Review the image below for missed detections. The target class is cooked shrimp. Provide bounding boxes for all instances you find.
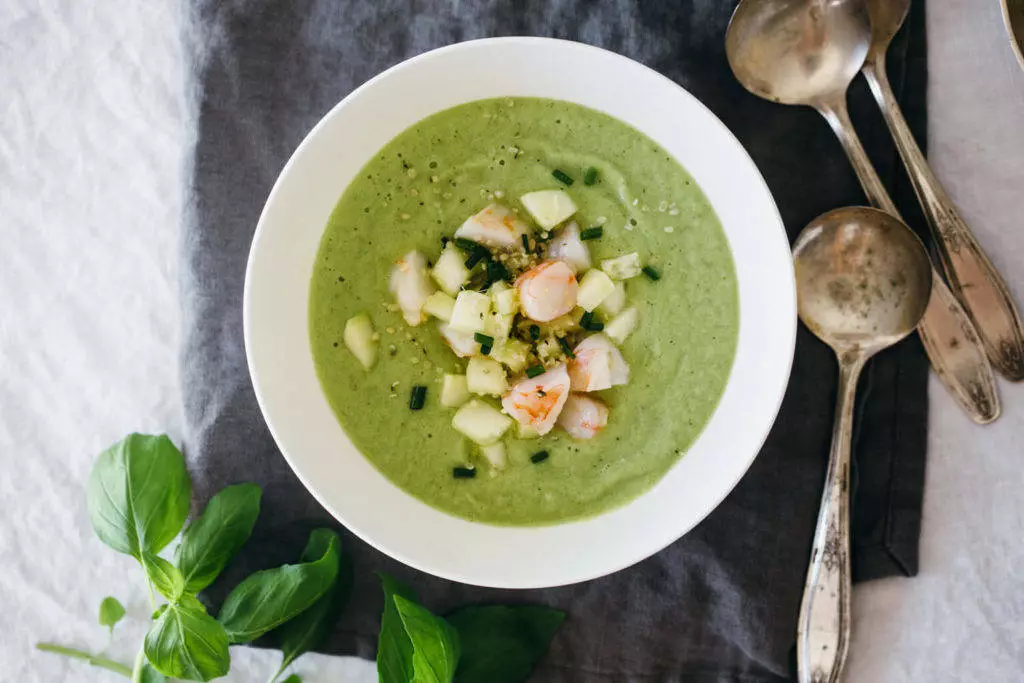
[438,322,479,357]
[501,364,571,436]
[390,251,435,326]
[516,260,579,322]
[454,204,529,249]
[567,333,629,391]
[546,222,591,272]
[556,394,609,439]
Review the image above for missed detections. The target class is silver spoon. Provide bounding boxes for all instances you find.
[863,0,1024,381]
[793,206,932,683]
[726,0,1000,424]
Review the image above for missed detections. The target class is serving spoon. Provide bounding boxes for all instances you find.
[726,0,1000,423]
[792,206,932,683]
[862,0,1024,381]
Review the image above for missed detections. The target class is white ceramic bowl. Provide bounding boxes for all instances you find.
[244,37,795,589]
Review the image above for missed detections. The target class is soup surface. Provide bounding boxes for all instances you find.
[309,97,738,525]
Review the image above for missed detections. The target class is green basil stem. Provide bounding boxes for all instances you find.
[36,643,133,678]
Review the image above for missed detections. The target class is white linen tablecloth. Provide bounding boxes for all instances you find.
[1,1,1020,680]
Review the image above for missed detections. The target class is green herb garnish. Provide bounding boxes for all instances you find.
[464,246,489,269]
[642,265,661,281]
[579,226,603,240]
[525,364,545,378]
[521,233,530,251]
[530,451,550,464]
[409,385,427,410]
[474,332,495,346]
[551,169,574,186]
[486,259,509,283]
[453,467,476,479]
[580,311,604,332]
[529,324,541,340]
[557,337,575,358]
[583,167,599,185]
[480,344,493,356]
[453,237,479,251]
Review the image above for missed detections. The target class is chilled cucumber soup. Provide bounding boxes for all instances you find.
[309,97,738,525]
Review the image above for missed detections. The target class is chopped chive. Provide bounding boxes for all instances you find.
[551,169,574,186]
[642,265,662,281]
[474,332,494,345]
[465,270,490,291]
[521,233,530,251]
[529,324,541,340]
[530,451,550,464]
[579,226,603,240]
[558,336,575,358]
[409,385,427,410]
[486,259,509,283]
[580,311,605,332]
[441,236,450,247]
[525,364,545,378]
[454,237,479,251]
[453,466,476,479]
[464,246,489,269]
[480,344,493,355]
[583,167,599,185]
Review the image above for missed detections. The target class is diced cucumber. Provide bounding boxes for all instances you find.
[516,422,540,440]
[597,281,627,317]
[601,252,642,280]
[490,281,519,315]
[576,269,616,311]
[490,338,531,373]
[479,441,507,469]
[432,244,471,295]
[520,190,577,230]
[423,291,456,322]
[343,314,377,370]
[440,374,471,408]
[605,307,639,344]
[485,311,515,340]
[466,357,508,396]
[449,290,491,333]
[452,400,513,445]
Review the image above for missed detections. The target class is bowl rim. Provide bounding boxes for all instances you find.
[243,36,797,588]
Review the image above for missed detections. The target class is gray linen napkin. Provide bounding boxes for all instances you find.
[182,1,930,680]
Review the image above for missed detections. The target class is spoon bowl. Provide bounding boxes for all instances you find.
[794,206,931,353]
[789,206,930,683]
[726,0,871,107]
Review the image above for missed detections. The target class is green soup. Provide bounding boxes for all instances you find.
[309,97,738,525]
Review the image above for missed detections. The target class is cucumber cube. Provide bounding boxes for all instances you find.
[449,290,491,333]
[452,400,513,445]
[466,357,508,396]
[432,244,471,295]
[423,291,456,322]
[343,314,377,370]
[440,374,471,408]
[576,269,616,311]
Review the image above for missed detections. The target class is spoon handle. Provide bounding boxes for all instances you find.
[797,355,862,683]
[817,101,1000,423]
[862,62,1024,381]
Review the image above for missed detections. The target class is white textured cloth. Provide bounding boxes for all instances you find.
[0,1,1019,681]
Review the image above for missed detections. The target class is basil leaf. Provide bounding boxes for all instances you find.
[136,663,167,683]
[282,676,302,683]
[446,605,565,683]
[144,594,230,682]
[377,573,418,683]
[132,649,168,683]
[87,434,190,557]
[393,596,460,683]
[140,553,185,602]
[272,529,352,678]
[175,483,261,592]
[217,535,340,643]
[98,596,125,632]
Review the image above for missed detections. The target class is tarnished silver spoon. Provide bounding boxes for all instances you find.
[726,0,1000,423]
[793,206,932,683]
[863,0,1024,381]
